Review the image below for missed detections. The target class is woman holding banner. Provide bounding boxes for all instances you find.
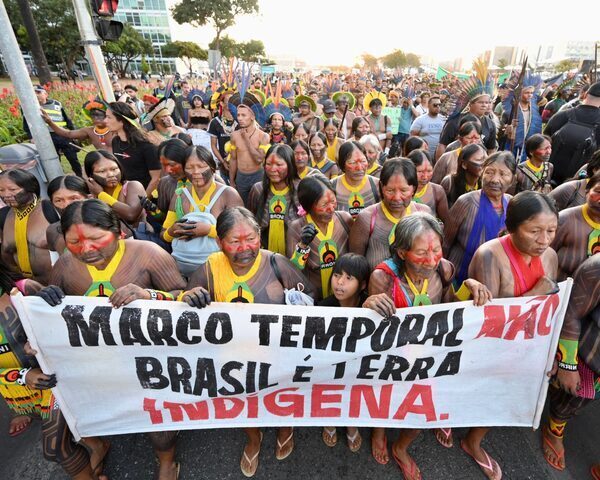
[181,206,315,477]
[36,199,186,480]
[0,260,110,480]
[362,212,490,477]
[462,191,559,480]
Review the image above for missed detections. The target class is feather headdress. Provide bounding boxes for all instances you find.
[264,80,292,122]
[447,57,495,119]
[502,72,542,117]
[322,74,341,96]
[228,62,266,126]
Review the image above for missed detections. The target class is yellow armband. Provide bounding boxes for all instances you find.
[208,225,217,238]
[98,191,118,207]
[259,144,270,154]
[453,282,472,301]
[176,291,186,302]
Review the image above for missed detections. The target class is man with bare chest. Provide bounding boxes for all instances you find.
[229,104,270,205]
[0,171,53,285]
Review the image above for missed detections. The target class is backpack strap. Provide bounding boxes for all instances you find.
[269,252,285,288]
[335,211,350,235]
[206,185,227,210]
[368,176,380,202]
[369,205,378,237]
[181,187,201,212]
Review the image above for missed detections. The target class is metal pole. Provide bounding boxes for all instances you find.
[0,0,63,180]
[594,42,598,84]
[71,0,115,103]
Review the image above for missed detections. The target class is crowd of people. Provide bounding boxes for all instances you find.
[1,65,600,480]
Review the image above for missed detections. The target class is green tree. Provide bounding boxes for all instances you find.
[555,58,578,73]
[171,0,259,52]
[238,40,266,62]
[497,58,508,70]
[381,49,407,69]
[7,0,83,73]
[208,35,239,59]
[140,56,150,74]
[102,24,153,77]
[361,54,378,70]
[405,53,421,68]
[163,41,207,75]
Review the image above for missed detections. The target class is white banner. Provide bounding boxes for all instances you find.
[12,281,572,439]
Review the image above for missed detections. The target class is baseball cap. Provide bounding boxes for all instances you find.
[322,99,336,113]
[587,81,600,98]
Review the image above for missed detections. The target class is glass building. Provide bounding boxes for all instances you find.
[113,0,176,73]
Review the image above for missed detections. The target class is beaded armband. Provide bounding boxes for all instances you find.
[557,338,579,371]
[145,289,175,301]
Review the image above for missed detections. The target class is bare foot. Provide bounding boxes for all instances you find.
[156,461,179,480]
[8,415,31,436]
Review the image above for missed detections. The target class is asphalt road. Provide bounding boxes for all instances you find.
[1,398,598,480]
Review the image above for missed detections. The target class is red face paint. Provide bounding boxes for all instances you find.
[313,190,337,216]
[221,223,261,265]
[404,235,443,267]
[161,158,183,177]
[65,224,116,257]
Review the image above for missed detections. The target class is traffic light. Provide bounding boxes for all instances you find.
[91,0,118,16]
[90,0,123,41]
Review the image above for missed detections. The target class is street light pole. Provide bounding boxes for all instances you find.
[0,0,63,180]
[71,0,115,102]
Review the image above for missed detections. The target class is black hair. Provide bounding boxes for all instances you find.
[0,258,19,294]
[123,84,137,92]
[447,144,485,208]
[482,150,517,174]
[172,132,193,146]
[369,98,382,108]
[0,169,40,197]
[293,122,310,138]
[84,149,126,181]
[183,145,217,172]
[350,116,369,137]
[332,253,370,287]
[158,138,188,165]
[586,170,600,191]
[323,118,340,130]
[338,140,366,172]
[191,95,205,108]
[255,144,298,226]
[505,191,558,233]
[458,121,482,138]
[108,101,148,147]
[587,150,600,178]
[61,199,121,238]
[379,157,418,193]
[403,136,427,157]
[458,114,481,128]
[216,206,260,240]
[297,175,335,213]
[525,133,551,158]
[407,149,432,168]
[290,139,310,157]
[47,175,90,200]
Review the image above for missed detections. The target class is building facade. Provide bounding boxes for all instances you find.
[113,0,176,73]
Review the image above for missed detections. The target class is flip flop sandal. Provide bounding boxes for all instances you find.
[434,428,454,448]
[241,432,263,478]
[371,435,389,465]
[346,429,362,453]
[541,426,565,471]
[8,415,32,437]
[275,429,294,461]
[392,450,422,480]
[461,440,502,480]
[591,464,600,480]
[322,427,338,447]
